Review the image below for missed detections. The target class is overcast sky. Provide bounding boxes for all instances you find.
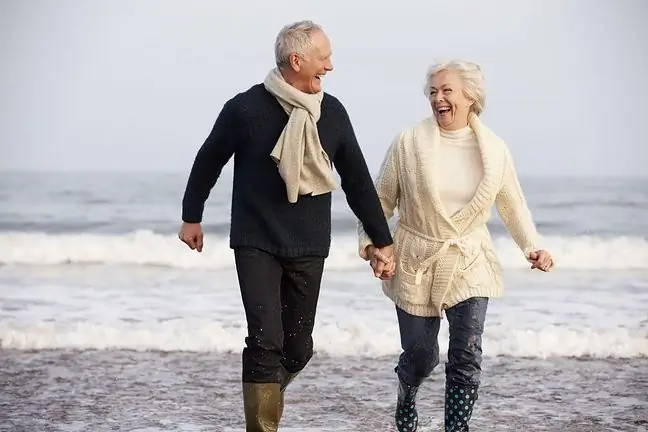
[1,0,647,177]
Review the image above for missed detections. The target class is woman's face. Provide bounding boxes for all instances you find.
[429,70,473,130]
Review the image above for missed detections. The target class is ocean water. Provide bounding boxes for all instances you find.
[0,171,647,432]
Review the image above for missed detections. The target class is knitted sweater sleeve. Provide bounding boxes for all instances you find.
[357,133,401,260]
[494,147,540,257]
[181,99,240,223]
[334,104,393,249]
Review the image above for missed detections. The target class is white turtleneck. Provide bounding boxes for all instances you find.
[436,126,484,217]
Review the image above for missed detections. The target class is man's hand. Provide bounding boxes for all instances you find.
[178,222,204,252]
[366,244,396,280]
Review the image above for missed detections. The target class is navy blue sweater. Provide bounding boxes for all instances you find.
[181,84,393,258]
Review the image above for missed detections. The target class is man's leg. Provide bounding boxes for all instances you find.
[444,297,489,432]
[393,306,442,432]
[234,247,284,432]
[275,255,325,420]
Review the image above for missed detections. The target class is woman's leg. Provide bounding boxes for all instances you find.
[444,297,489,432]
[394,306,442,431]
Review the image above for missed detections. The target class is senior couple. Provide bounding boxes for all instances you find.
[178,19,554,432]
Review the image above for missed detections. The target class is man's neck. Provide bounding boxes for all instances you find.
[278,67,309,93]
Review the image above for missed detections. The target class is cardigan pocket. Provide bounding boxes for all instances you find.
[395,265,433,304]
[393,228,436,305]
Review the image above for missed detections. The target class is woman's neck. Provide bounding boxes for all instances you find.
[439,125,475,145]
[439,118,469,131]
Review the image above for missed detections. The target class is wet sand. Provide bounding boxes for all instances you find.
[1,350,646,431]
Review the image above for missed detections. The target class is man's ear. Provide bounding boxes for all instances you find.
[288,53,302,72]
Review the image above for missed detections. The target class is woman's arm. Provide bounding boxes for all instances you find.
[494,147,540,258]
[357,133,402,260]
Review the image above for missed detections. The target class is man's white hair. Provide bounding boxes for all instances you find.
[423,59,486,116]
[274,20,323,68]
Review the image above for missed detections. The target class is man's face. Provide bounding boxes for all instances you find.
[289,30,333,94]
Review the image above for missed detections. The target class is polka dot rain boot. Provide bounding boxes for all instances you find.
[395,378,419,432]
[444,383,478,431]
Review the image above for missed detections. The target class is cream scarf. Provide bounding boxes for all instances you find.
[263,68,338,203]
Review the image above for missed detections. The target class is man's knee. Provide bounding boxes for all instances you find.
[242,335,283,383]
[282,337,314,373]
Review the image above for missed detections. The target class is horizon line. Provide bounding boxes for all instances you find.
[0,168,646,180]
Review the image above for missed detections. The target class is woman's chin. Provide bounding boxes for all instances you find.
[436,115,454,128]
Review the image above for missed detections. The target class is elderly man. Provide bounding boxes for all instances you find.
[178,20,395,431]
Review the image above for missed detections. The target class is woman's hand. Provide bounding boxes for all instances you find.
[365,245,397,280]
[528,250,554,272]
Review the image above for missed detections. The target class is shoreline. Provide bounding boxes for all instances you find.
[3,350,646,431]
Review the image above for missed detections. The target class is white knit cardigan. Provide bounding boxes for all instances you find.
[358,115,541,317]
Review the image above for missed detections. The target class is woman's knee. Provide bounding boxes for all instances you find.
[402,347,440,379]
[446,332,484,385]
[414,348,440,377]
[445,297,488,385]
[446,347,482,386]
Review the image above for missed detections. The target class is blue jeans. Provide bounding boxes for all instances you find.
[395,297,489,388]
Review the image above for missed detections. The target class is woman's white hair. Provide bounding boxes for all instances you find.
[423,59,486,116]
[274,20,323,68]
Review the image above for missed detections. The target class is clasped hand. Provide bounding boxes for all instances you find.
[366,245,396,280]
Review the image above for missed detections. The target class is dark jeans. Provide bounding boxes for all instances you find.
[395,297,489,388]
[234,247,325,383]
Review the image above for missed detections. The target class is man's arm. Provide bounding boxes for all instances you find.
[182,99,240,223]
[357,134,401,259]
[332,103,393,249]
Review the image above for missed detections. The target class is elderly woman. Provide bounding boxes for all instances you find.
[358,59,554,431]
